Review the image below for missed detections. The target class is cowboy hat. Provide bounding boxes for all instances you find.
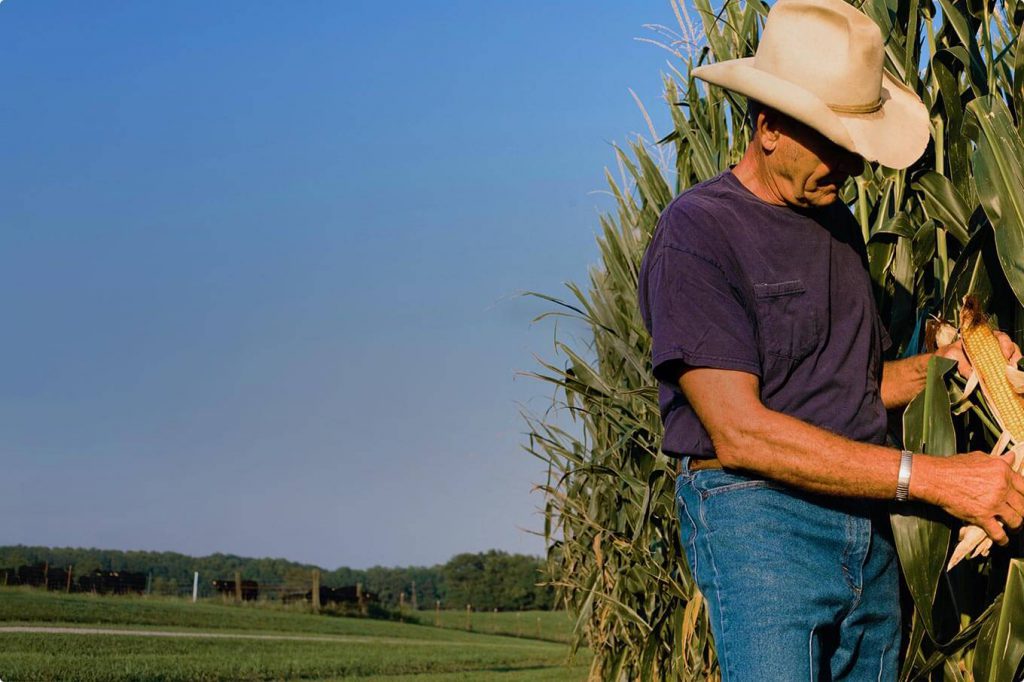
[691,0,929,170]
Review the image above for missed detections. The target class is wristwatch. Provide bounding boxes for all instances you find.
[895,450,913,502]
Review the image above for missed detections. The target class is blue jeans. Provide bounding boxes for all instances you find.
[676,461,900,681]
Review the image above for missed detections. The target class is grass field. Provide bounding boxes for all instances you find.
[0,589,587,681]
[424,609,574,643]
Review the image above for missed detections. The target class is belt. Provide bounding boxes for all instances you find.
[676,456,723,474]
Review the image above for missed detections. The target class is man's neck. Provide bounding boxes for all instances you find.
[731,148,788,207]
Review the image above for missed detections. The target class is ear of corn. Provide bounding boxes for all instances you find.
[959,298,1024,444]
[948,298,1024,570]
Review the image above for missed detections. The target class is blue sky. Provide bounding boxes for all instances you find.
[1,1,677,569]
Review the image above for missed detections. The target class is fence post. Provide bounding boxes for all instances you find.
[311,569,320,613]
[234,571,242,603]
[466,604,472,631]
[411,579,418,611]
[66,565,73,594]
[356,582,368,616]
[43,562,49,591]
[435,600,440,627]
[192,572,199,603]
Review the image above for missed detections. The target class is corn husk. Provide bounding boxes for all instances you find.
[948,298,1024,570]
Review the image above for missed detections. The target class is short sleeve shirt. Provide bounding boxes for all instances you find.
[637,170,891,458]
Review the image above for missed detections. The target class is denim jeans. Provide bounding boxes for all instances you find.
[675,461,900,681]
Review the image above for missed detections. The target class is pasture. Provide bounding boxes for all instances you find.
[426,608,574,643]
[0,588,587,681]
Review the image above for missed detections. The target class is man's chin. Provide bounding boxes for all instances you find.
[788,185,842,208]
[808,187,841,206]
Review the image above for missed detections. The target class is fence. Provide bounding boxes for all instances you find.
[0,563,375,613]
[1,563,146,595]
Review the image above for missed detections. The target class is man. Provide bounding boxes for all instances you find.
[636,0,1024,678]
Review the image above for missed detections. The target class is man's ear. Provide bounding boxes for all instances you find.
[757,109,782,152]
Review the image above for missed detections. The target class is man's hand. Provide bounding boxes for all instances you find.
[881,330,1021,409]
[913,451,1024,545]
[936,331,1022,378]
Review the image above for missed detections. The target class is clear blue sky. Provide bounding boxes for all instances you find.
[1,1,676,569]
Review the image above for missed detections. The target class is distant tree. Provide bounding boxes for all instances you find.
[0,545,552,609]
[441,550,552,610]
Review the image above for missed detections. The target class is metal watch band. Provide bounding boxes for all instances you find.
[895,449,913,502]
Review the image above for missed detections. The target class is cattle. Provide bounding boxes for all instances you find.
[45,566,70,591]
[78,570,147,595]
[317,585,380,605]
[2,565,147,595]
[211,579,259,601]
[289,585,380,607]
[17,564,48,588]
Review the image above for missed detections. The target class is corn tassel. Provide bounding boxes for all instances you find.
[948,298,1024,570]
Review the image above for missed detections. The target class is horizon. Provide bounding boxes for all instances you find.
[0,542,545,571]
[1,1,677,569]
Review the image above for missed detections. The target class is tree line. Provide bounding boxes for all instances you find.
[0,545,554,611]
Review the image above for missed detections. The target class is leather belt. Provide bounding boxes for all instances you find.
[676,456,723,474]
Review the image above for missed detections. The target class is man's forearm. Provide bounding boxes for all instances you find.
[708,403,1019,543]
[880,354,931,409]
[711,402,969,508]
[679,366,1024,544]
[713,404,906,498]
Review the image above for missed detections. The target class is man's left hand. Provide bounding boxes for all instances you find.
[937,331,1022,378]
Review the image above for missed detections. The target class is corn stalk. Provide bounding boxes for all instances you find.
[526,0,1024,679]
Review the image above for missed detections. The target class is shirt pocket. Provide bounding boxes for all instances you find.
[753,279,819,360]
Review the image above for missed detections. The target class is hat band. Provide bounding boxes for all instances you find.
[827,98,883,114]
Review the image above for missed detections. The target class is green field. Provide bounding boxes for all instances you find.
[0,589,587,681]
[424,609,574,643]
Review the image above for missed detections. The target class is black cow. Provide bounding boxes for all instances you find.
[211,579,259,601]
[321,586,378,605]
[17,564,47,588]
[45,566,70,591]
[78,570,147,595]
[304,585,379,606]
[320,585,357,605]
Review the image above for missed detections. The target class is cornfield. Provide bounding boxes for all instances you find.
[524,0,1024,679]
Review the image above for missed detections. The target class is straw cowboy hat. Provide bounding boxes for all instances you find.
[692,0,929,169]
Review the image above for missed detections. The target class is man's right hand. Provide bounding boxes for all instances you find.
[914,451,1024,545]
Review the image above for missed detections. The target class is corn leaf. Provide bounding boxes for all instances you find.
[913,172,972,245]
[891,356,957,641]
[972,559,1024,682]
[968,96,1024,310]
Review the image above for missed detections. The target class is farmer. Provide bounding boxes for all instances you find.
[636,0,1024,678]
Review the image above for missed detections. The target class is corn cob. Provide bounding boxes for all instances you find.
[948,297,1024,570]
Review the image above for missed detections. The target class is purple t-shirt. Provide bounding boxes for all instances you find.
[637,170,890,458]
